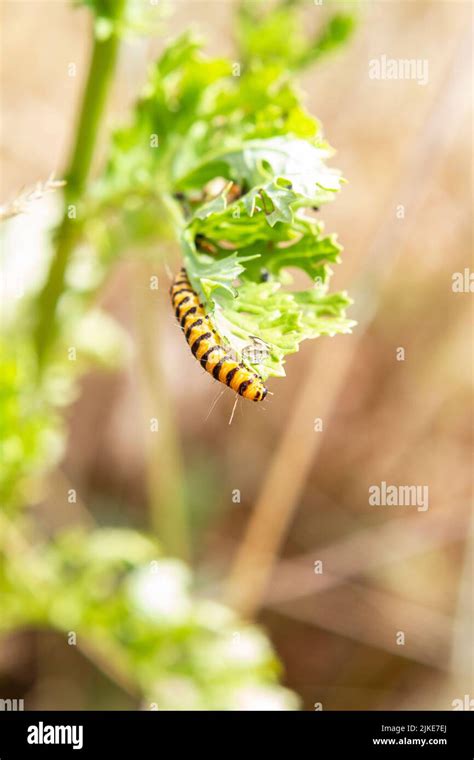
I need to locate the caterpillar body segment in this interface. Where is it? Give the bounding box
[170,268,268,402]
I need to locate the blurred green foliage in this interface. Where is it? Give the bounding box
[0,528,298,709]
[237,0,355,70]
[0,338,65,512]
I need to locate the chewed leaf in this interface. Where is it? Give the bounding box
[212,282,355,380]
[177,137,343,207]
[178,136,353,380]
[240,222,342,284]
[182,231,259,301]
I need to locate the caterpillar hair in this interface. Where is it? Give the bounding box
[170,268,268,402]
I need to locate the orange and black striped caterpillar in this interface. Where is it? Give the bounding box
[170,268,268,402]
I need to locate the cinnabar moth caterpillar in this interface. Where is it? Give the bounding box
[195,234,218,255]
[170,268,268,402]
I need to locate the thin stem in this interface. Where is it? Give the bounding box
[134,261,191,562]
[33,0,126,366]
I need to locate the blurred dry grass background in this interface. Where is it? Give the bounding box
[1,0,472,709]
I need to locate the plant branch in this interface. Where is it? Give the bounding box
[33,0,126,366]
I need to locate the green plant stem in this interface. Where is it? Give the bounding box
[34,0,126,366]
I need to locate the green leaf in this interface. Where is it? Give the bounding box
[303,13,357,67]
[181,229,257,301]
[211,281,355,379]
[180,201,354,380]
[178,137,342,202]
[235,0,356,72]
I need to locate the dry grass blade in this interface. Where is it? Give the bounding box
[265,506,471,605]
[273,580,459,670]
[0,174,65,221]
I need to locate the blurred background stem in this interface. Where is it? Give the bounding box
[133,261,191,563]
[33,0,126,367]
